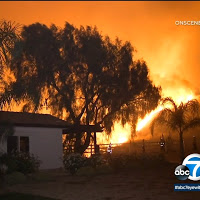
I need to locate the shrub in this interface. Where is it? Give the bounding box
[15,152,41,174]
[0,152,41,174]
[63,153,86,175]
[4,172,27,185]
[86,154,106,168]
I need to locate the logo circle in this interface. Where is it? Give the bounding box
[175,165,190,180]
[182,153,200,181]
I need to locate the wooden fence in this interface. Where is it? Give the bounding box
[85,140,178,156]
[64,135,200,158]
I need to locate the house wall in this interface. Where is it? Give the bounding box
[0,139,7,153]
[1,126,63,170]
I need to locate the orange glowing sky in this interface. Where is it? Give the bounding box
[1,1,200,98]
[1,1,200,141]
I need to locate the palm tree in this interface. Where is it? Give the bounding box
[0,20,20,65]
[151,97,200,162]
[0,20,20,110]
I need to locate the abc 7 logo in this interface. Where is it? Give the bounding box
[175,153,200,181]
[174,165,190,180]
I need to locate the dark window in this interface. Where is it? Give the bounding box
[20,137,29,153]
[7,136,18,153]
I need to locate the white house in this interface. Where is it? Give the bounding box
[0,111,68,169]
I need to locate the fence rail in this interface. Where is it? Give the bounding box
[64,139,180,156]
[64,135,200,158]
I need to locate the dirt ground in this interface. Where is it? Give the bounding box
[4,163,200,200]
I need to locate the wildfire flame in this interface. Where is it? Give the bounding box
[136,92,194,132]
[97,122,131,144]
[99,91,196,145]
[136,106,163,132]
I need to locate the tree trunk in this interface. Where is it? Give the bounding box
[74,131,82,153]
[94,131,97,154]
[76,131,91,155]
[179,131,185,162]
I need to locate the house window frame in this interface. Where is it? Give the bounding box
[7,136,30,153]
[19,136,29,153]
[7,136,18,154]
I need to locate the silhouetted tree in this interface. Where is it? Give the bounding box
[151,97,200,161]
[7,22,161,154]
[0,20,20,109]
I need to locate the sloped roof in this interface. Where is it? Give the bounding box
[0,111,68,128]
[63,124,103,134]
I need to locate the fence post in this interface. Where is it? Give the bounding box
[159,134,166,153]
[91,145,93,156]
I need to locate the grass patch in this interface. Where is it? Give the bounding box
[0,192,58,200]
[4,172,27,185]
[77,165,113,176]
[29,171,57,182]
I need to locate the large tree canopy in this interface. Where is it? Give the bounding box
[6,22,161,154]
